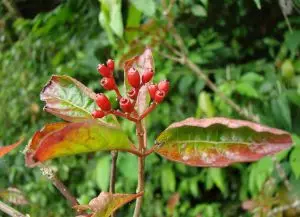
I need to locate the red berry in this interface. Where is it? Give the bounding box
[158,80,170,93]
[127,88,138,99]
[119,98,133,113]
[127,68,140,88]
[142,69,154,84]
[154,90,165,103]
[100,77,116,90]
[92,110,105,118]
[148,84,157,100]
[106,59,114,71]
[97,64,111,77]
[96,94,111,111]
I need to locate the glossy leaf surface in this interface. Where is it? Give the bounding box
[74,192,143,217]
[0,139,23,158]
[124,48,154,114]
[41,75,97,122]
[155,117,292,167]
[26,121,135,166]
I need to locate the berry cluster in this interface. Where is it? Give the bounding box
[92,59,169,121]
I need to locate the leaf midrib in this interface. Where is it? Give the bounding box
[166,140,251,145]
[46,95,92,117]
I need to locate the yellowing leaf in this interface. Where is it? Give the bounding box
[26,121,137,166]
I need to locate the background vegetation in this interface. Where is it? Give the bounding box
[0,0,300,216]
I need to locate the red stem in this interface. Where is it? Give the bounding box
[114,87,122,100]
[133,121,146,217]
[138,102,157,120]
[110,110,138,122]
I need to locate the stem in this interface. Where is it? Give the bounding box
[143,143,160,156]
[40,166,79,209]
[110,110,138,122]
[133,121,146,217]
[114,87,122,100]
[109,151,118,217]
[0,200,26,217]
[138,102,157,120]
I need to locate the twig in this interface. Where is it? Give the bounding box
[109,151,118,217]
[271,156,292,191]
[133,121,146,217]
[40,166,79,209]
[0,200,26,217]
[160,52,184,64]
[267,200,300,217]
[185,58,260,122]
[2,0,21,17]
[143,143,161,156]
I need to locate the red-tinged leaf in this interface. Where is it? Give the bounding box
[155,117,292,167]
[0,139,23,158]
[25,122,68,167]
[74,192,143,217]
[124,48,154,114]
[0,188,28,205]
[41,75,98,122]
[26,120,136,166]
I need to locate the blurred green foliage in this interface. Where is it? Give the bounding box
[0,0,300,216]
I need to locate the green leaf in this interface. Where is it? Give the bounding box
[155,117,292,167]
[125,4,142,42]
[191,4,207,17]
[74,192,143,217]
[41,75,97,122]
[290,147,300,178]
[284,31,300,56]
[271,94,292,130]
[255,157,273,191]
[95,156,111,191]
[25,121,136,166]
[286,90,300,107]
[196,91,215,118]
[161,166,176,193]
[292,134,300,147]
[109,0,124,37]
[207,168,228,197]
[99,0,123,38]
[129,0,156,16]
[119,154,138,182]
[253,0,261,9]
[240,72,264,83]
[235,82,259,98]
